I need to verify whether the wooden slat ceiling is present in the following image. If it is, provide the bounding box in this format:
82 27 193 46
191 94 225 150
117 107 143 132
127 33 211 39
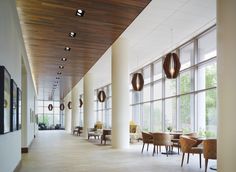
16 0 151 100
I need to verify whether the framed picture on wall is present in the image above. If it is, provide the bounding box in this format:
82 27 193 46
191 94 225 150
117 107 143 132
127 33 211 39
10 79 17 131
0 66 11 134
17 88 22 130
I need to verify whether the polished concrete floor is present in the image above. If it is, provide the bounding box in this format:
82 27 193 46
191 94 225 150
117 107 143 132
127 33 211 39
19 130 216 172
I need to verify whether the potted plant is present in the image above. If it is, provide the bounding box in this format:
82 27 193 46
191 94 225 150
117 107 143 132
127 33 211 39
167 126 173 132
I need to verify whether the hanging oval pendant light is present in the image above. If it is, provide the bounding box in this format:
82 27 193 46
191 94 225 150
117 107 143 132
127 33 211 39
60 103 65 111
163 52 181 79
48 104 53 111
98 90 106 102
79 98 83 108
131 73 144 91
68 101 72 109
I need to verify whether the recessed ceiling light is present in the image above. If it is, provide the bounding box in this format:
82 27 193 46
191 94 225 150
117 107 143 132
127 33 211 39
53 84 57 87
64 47 71 51
76 9 85 17
56 77 60 79
61 57 67 61
59 65 64 69
57 72 62 75
69 32 76 37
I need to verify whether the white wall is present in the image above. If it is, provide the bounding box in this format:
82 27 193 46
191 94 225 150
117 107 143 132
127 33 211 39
0 0 36 171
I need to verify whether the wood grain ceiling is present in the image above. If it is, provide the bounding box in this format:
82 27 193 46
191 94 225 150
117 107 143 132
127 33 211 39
16 0 151 100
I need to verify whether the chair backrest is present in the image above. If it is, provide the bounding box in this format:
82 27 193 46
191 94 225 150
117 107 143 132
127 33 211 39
94 123 103 129
152 132 172 146
184 132 198 138
203 139 217 159
179 135 197 153
103 129 111 136
142 132 153 143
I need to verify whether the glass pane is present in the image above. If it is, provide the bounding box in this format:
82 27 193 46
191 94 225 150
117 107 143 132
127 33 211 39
37 107 44 114
179 94 194 132
37 101 44 106
197 89 217 137
108 84 112 96
143 65 151 84
152 101 162 132
132 105 141 125
142 103 150 131
38 114 44 124
132 91 141 104
198 61 217 90
97 111 102 122
54 115 60 125
198 29 216 63
44 107 53 114
180 43 194 70
165 78 176 97
153 81 162 100
44 101 53 106
180 70 192 94
54 101 60 107
43 114 53 127
153 60 162 81
164 98 176 131
143 85 150 102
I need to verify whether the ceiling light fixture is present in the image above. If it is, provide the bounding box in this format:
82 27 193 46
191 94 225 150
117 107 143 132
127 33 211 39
69 32 76 37
61 57 67 61
64 47 71 51
76 9 85 17
57 72 62 75
56 77 60 79
131 73 144 91
59 65 64 69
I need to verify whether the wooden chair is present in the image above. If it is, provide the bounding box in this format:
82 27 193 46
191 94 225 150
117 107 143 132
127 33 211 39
179 136 203 168
141 132 153 153
152 132 172 157
203 139 217 172
171 131 183 154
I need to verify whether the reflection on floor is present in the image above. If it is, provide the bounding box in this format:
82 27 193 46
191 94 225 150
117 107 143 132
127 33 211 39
19 130 216 172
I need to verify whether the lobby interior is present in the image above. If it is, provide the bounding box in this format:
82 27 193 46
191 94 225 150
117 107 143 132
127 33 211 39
0 0 236 172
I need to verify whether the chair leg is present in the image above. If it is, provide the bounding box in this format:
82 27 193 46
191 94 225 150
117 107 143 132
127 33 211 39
159 145 161 152
181 153 185 167
152 145 155 156
156 145 158 154
205 159 208 172
187 153 190 164
165 146 168 157
199 153 202 168
141 143 145 153
147 143 149 151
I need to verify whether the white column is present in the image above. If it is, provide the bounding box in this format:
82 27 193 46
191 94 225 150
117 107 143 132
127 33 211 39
83 73 95 137
112 37 129 149
217 0 236 171
71 87 79 130
64 94 72 133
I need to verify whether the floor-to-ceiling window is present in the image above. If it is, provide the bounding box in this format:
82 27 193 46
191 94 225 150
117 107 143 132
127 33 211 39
130 27 217 136
37 100 64 128
94 84 112 128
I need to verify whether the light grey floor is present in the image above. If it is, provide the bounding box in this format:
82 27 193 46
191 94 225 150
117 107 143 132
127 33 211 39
19 130 216 172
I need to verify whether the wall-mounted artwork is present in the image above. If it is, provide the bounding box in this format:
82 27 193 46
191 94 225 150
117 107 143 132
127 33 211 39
17 88 22 130
0 66 11 134
10 79 17 131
